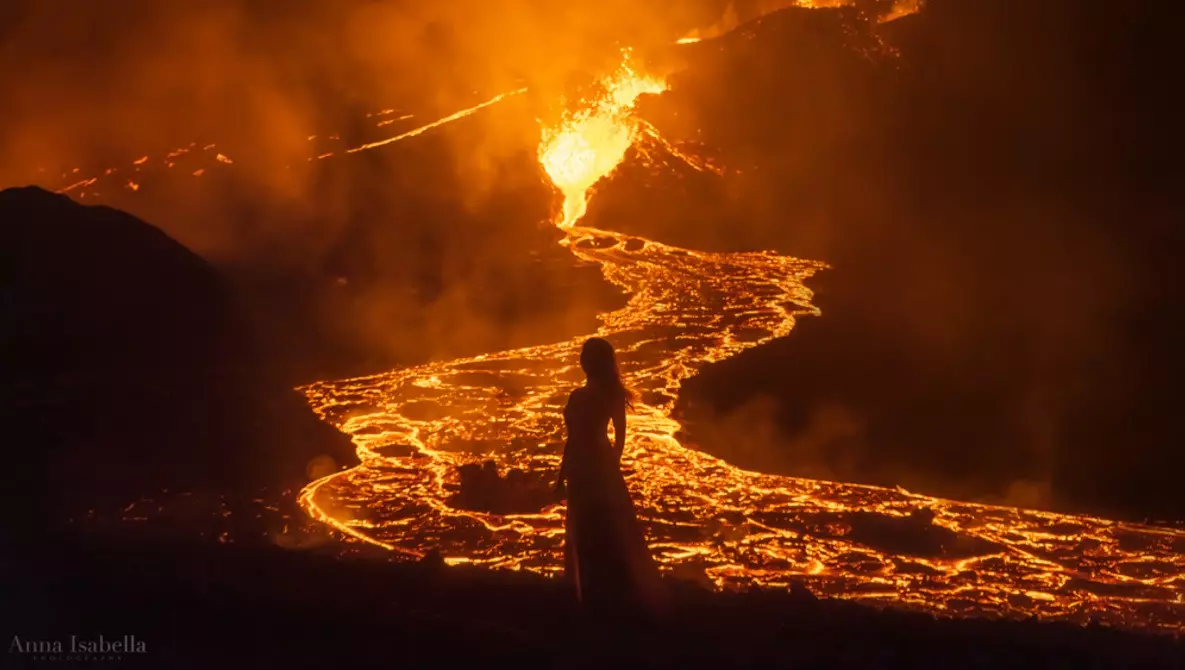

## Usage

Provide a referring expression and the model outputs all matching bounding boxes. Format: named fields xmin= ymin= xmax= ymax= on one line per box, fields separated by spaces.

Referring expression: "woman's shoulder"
xmin=568 ymin=384 xmax=622 ymax=408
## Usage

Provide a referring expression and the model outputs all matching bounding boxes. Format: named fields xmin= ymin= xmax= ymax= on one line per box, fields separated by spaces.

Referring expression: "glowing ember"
xmin=377 ymin=114 xmax=415 ymax=128
xmin=636 ymin=120 xmax=725 ymax=176
xmin=538 ymin=49 xmax=665 ymax=228
xmin=48 ymin=93 xmax=523 ymax=197
xmin=880 ymin=0 xmax=924 ymax=23
xmin=60 ymin=177 xmax=97 ymax=193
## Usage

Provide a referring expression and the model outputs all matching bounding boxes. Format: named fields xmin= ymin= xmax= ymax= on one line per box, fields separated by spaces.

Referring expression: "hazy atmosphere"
xmin=4 ymin=0 xmax=1183 ymax=665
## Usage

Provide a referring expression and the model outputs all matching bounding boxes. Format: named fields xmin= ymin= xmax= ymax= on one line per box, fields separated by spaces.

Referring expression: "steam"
xmin=0 ymin=1 xmax=671 ymax=252
xmin=685 ymin=395 xmax=1056 ymax=508
xmin=0 ymin=0 xmax=1138 ymax=513
xmin=0 ymin=0 xmax=736 ymax=379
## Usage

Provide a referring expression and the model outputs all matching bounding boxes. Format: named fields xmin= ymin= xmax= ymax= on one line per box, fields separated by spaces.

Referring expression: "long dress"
xmin=561 ymin=385 xmax=667 ymax=616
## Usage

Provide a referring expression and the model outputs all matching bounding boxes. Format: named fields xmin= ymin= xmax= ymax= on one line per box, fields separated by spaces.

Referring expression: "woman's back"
xmin=563 ymin=386 xmax=616 ymax=443
xmin=558 ymin=337 xmax=668 ymax=618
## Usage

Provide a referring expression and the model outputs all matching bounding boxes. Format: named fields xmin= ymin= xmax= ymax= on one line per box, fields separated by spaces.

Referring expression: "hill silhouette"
xmin=1 ymin=186 xmax=357 ymax=532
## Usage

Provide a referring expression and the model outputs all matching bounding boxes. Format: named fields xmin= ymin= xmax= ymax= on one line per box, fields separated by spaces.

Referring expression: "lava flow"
xmin=539 ymin=50 xmax=665 ymax=228
xmin=296 ymin=52 xmax=1185 ymax=633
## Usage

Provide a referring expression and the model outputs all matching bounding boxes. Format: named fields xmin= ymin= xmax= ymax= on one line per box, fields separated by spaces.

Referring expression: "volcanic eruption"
xmin=7 ymin=0 xmax=1183 ymax=646
xmin=293 ymin=48 xmax=1185 ymax=633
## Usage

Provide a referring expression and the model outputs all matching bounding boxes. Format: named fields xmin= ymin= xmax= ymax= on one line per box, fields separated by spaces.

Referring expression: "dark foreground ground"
xmin=7 ymin=521 xmax=1184 ymax=670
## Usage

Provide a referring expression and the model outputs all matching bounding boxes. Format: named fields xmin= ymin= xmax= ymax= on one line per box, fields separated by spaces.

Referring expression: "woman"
xmin=554 ymin=337 xmax=667 ymax=616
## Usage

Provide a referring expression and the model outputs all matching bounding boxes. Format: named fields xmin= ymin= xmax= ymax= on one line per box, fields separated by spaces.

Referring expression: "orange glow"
xmin=297 ymin=208 xmax=1185 ymax=631
xmin=59 ymin=177 xmax=97 ymax=193
xmin=346 ymin=89 xmax=527 ymax=155
xmin=376 ymin=114 xmax=415 ymax=128
xmin=880 ymin=0 xmax=924 ymax=23
xmin=538 ymin=49 xmax=665 ymax=228
xmin=20 ymin=1 xmax=1172 ymax=631
xmin=676 ymin=0 xmax=850 ymax=45
xmin=295 ymin=52 xmax=1185 ymax=634
xmin=673 ymin=0 xmax=917 ymax=45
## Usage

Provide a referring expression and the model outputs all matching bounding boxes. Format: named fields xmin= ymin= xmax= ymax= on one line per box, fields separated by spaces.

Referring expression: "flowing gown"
xmin=561 ymin=385 xmax=667 ymax=615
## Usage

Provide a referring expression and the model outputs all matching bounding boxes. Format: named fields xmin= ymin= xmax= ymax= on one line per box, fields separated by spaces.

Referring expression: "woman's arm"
xmin=612 ymin=398 xmax=627 ymax=459
xmin=555 ymin=393 xmax=573 ymax=492
xmin=555 ymin=445 xmax=568 ymax=491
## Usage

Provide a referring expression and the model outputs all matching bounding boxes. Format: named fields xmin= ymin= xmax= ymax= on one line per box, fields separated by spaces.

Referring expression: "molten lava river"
xmin=287 ymin=53 xmax=1185 ymax=634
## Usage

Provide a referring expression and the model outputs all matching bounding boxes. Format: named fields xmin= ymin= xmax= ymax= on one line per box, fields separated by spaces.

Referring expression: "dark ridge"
xmin=1 ymin=186 xmax=357 ymax=532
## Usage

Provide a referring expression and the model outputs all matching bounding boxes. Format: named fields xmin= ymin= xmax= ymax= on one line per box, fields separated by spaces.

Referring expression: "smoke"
xmin=0 ymin=0 xmax=899 ymax=272
xmin=676 ymin=188 xmax=1136 ymax=508
xmin=4 ymin=1 xmax=1168 ymax=513
xmin=639 ymin=1 xmax=1166 ymax=513
xmin=0 ymin=1 xmax=686 ymax=248
xmin=686 ymin=393 xmax=1058 ymax=507
xmin=0 ymin=0 xmax=741 ymax=379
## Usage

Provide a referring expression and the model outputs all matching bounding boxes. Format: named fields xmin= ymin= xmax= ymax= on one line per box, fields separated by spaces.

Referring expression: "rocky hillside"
xmin=1 ymin=186 xmax=357 ymax=531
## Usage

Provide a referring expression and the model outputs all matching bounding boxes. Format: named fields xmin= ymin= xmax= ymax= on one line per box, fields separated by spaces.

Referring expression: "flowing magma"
xmin=295 ymin=52 xmax=1185 ymax=633
xmin=538 ymin=50 xmax=666 ymax=228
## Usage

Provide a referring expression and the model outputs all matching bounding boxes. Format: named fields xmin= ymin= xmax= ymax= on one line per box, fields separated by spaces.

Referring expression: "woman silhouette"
xmin=554 ymin=337 xmax=666 ymax=616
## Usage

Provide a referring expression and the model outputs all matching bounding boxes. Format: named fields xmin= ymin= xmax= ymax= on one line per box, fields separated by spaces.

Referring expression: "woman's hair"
xmin=580 ymin=337 xmax=635 ymax=406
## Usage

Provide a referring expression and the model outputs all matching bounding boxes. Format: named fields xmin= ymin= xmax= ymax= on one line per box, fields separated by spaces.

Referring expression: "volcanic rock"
xmin=449 ymin=461 xmax=556 ymax=514
xmin=418 ymin=547 xmax=447 ymax=574
xmin=0 ymin=186 xmax=357 ymax=532
xmin=611 ymin=0 xmax=1185 ymax=520
xmin=840 ymin=508 xmax=998 ymax=559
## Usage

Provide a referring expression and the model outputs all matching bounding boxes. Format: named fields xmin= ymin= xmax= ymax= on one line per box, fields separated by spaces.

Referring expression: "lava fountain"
xmin=538 ymin=50 xmax=665 ymax=229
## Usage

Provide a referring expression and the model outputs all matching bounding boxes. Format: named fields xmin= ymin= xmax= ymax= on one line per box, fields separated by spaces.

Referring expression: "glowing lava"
xmin=30 ymin=0 xmax=1175 ymax=634
xmin=297 ymin=52 xmax=1185 ymax=632
xmin=674 ymin=0 xmax=924 ymax=44
xmin=538 ymin=50 xmax=665 ymax=229
xmin=346 ymin=89 xmax=527 ymax=156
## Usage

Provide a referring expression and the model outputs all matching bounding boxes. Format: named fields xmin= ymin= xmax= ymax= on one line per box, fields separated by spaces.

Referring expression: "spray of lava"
xmin=538 ymin=50 xmax=665 ymax=229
